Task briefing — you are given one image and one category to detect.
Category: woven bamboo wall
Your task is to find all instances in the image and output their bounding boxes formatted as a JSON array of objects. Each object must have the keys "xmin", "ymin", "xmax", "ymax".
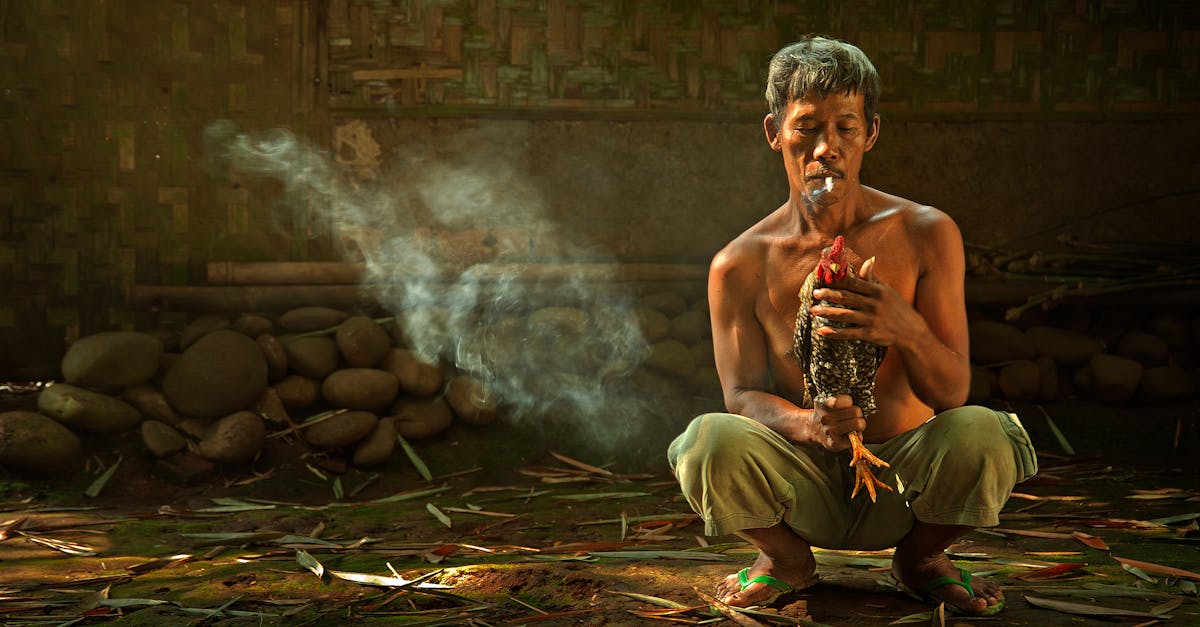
[
  {"xmin": 1, "ymin": 0, "xmax": 1198, "ymax": 378},
  {"xmin": 0, "ymin": 1, "xmax": 315, "ymax": 376},
  {"xmin": 324, "ymin": 0, "xmax": 1200, "ymax": 115}
]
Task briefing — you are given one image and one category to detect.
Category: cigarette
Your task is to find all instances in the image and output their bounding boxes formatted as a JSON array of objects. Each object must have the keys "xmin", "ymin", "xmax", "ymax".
[{"xmin": 824, "ymin": 176, "xmax": 833, "ymax": 192}]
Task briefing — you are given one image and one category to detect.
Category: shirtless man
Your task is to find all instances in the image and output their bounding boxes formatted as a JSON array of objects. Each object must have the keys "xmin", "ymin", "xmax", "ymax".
[{"xmin": 667, "ymin": 37, "xmax": 1037, "ymax": 616}]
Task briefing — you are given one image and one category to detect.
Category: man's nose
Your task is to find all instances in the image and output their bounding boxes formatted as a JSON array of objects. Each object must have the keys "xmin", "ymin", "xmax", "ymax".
[{"xmin": 813, "ymin": 131, "xmax": 839, "ymax": 159}]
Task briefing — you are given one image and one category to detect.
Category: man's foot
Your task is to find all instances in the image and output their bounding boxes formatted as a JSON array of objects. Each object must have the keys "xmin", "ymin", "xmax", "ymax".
[
  {"xmin": 715, "ymin": 550, "xmax": 819, "ymax": 607},
  {"xmin": 891, "ymin": 552, "xmax": 1004, "ymax": 616}
]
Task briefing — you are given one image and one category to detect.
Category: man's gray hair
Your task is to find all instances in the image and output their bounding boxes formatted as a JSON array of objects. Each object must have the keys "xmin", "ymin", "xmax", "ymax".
[{"xmin": 765, "ymin": 37, "xmax": 880, "ymax": 129}]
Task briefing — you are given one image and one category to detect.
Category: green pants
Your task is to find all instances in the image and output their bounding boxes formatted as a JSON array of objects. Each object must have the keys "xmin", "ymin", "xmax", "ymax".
[{"xmin": 667, "ymin": 406, "xmax": 1038, "ymax": 550}]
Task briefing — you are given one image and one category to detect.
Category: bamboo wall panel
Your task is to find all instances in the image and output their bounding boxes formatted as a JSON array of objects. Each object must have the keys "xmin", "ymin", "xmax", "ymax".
[
  {"xmin": 0, "ymin": 1, "xmax": 313, "ymax": 375},
  {"xmin": 325, "ymin": 0, "xmax": 1200, "ymax": 116}
]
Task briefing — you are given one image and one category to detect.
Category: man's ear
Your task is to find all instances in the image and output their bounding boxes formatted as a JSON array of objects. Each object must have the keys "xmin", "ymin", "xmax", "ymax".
[
  {"xmin": 864, "ymin": 114, "xmax": 880, "ymax": 152},
  {"xmin": 763, "ymin": 114, "xmax": 782, "ymax": 152}
]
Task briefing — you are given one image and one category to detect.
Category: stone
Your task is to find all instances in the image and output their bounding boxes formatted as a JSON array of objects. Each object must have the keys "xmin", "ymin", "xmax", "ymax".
[
  {"xmin": 391, "ymin": 397, "xmax": 454, "ymax": 440},
  {"xmin": 1036, "ymin": 355, "xmax": 1060, "ymax": 402},
  {"xmin": 1025, "ymin": 326, "xmax": 1103, "ymax": 366},
  {"xmin": 445, "ymin": 376, "xmax": 498, "ymax": 426},
  {"xmin": 283, "ymin": 336, "xmax": 340, "ymax": 379},
  {"xmin": 121, "ymin": 384, "xmax": 186, "ymax": 426},
  {"xmin": 644, "ymin": 340, "xmax": 696, "ymax": 378},
  {"xmin": 1088, "ymin": 354, "xmax": 1144, "ymax": 404},
  {"xmin": 257, "ymin": 334, "xmax": 289, "ymax": 381},
  {"xmin": 639, "ymin": 291, "xmax": 689, "ymax": 317},
  {"xmin": 968, "ymin": 367, "xmax": 997, "ymax": 404},
  {"xmin": 635, "ymin": 308, "xmax": 671, "ymax": 343},
  {"xmin": 197, "ymin": 411, "xmax": 266, "ymax": 464},
  {"xmin": 274, "ymin": 375, "xmax": 321, "ymax": 411},
  {"xmin": 255, "ymin": 388, "xmax": 291, "ymax": 425},
  {"xmin": 37, "ymin": 383, "xmax": 142, "ymax": 433},
  {"xmin": 0, "ymin": 410, "xmax": 82, "ymax": 473},
  {"xmin": 1117, "ymin": 332, "xmax": 1169, "ymax": 366},
  {"xmin": 162, "ymin": 330, "xmax": 268, "ymax": 419},
  {"xmin": 278, "ymin": 306, "xmax": 350, "ymax": 332},
  {"xmin": 1146, "ymin": 314, "xmax": 1192, "ymax": 351},
  {"xmin": 61, "ymin": 331, "xmax": 163, "ymax": 389},
  {"xmin": 233, "ymin": 313, "xmax": 274, "ymax": 337},
  {"xmin": 335, "ymin": 316, "xmax": 393, "ymax": 367},
  {"xmin": 379, "ymin": 349, "xmax": 445, "ymax": 397},
  {"xmin": 322, "ymin": 368, "xmax": 400, "ymax": 413},
  {"xmin": 305, "ymin": 410, "xmax": 378, "ymax": 450},
  {"xmin": 669, "ymin": 310, "xmax": 710, "ymax": 345},
  {"xmin": 690, "ymin": 339, "xmax": 715, "ymax": 367},
  {"xmin": 155, "ymin": 450, "xmax": 216, "ymax": 482},
  {"xmin": 1138, "ymin": 365, "xmax": 1195, "ymax": 403},
  {"xmin": 352, "ymin": 416, "xmax": 397, "ymax": 466},
  {"xmin": 141, "ymin": 420, "xmax": 187, "ymax": 458},
  {"xmin": 179, "ymin": 315, "xmax": 231, "ymax": 350},
  {"xmin": 998, "ymin": 360, "xmax": 1040, "ymax": 400},
  {"xmin": 969, "ymin": 320, "xmax": 1035, "ymax": 365},
  {"xmin": 528, "ymin": 307, "xmax": 591, "ymax": 336},
  {"xmin": 689, "ymin": 366, "xmax": 722, "ymax": 394}
]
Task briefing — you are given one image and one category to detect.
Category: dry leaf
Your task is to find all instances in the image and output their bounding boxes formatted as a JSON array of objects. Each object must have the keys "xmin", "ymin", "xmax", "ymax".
[
  {"xmin": 1023, "ymin": 595, "xmax": 1168, "ymax": 619},
  {"xmin": 1112, "ymin": 556, "xmax": 1200, "ymax": 580},
  {"xmin": 1072, "ymin": 531, "xmax": 1110, "ymax": 551}
]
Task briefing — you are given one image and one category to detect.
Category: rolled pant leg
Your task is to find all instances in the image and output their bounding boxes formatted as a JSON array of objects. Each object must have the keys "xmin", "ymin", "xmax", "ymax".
[{"xmin": 667, "ymin": 413, "xmax": 854, "ymax": 545}]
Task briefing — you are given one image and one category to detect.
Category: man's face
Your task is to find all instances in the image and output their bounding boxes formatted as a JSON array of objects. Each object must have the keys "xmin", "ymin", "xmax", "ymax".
[{"xmin": 765, "ymin": 91, "xmax": 879, "ymax": 206}]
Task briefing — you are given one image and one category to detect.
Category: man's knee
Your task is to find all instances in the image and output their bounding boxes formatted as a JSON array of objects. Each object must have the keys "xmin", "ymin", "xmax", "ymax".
[
  {"xmin": 926, "ymin": 406, "xmax": 1018, "ymax": 477},
  {"xmin": 668, "ymin": 412, "xmax": 757, "ymax": 472}
]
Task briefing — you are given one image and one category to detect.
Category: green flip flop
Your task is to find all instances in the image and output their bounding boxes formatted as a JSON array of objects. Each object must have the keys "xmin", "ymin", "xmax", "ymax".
[
  {"xmin": 734, "ymin": 567, "xmax": 819, "ymax": 607},
  {"xmin": 910, "ymin": 566, "xmax": 1006, "ymax": 617}
]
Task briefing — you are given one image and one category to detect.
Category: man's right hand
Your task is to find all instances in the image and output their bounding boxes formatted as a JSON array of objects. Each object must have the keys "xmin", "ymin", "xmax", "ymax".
[{"xmin": 806, "ymin": 394, "xmax": 865, "ymax": 452}]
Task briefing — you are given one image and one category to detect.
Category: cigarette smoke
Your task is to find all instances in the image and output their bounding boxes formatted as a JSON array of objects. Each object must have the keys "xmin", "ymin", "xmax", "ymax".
[{"xmin": 203, "ymin": 120, "xmax": 671, "ymax": 452}]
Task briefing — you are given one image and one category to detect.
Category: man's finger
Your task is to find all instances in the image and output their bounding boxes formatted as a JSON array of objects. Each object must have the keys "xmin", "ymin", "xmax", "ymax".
[{"xmin": 859, "ymin": 256, "xmax": 877, "ymax": 281}]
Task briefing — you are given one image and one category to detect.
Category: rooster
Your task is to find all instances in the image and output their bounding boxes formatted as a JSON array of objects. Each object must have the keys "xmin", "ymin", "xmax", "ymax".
[{"xmin": 790, "ymin": 235, "xmax": 891, "ymax": 502}]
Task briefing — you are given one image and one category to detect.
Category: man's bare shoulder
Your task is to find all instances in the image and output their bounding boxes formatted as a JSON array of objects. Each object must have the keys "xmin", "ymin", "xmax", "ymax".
[
  {"xmin": 710, "ymin": 206, "xmax": 791, "ymax": 279},
  {"xmin": 863, "ymin": 187, "xmax": 961, "ymax": 241}
]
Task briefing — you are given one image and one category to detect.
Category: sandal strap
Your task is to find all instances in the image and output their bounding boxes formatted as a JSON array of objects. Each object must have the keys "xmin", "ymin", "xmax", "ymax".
[
  {"xmin": 737, "ymin": 567, "xmax": 793, "ymax": 593},
  {"xmin": 915, "ymin": 567, "xmax": 974, "ymax": 598}
]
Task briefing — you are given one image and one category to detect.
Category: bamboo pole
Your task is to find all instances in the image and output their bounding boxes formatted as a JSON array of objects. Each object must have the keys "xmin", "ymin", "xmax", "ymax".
[{"xmin": 206, "ymin": 261, "xmax": 710, "ymax": 285}]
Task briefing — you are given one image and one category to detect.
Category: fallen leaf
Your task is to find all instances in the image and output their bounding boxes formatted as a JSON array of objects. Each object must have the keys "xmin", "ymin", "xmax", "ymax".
[
  {"xmin": 550, "ymin": 451, "xmax": 614, "ymax": 476},
  {"xmin": 1072, "ymin": 531, "xmax": 1110, "ymax": 551},
  {"xmin": 1112, "ymin": 556, "xmax": 1200, "ymax": 580},
  {"xmin": 426, "ymin": 503, "xmax": 452, "ymax": 528},
  {"xmin": 1015, "ymin": 562, "xmax": 1087, "ymax": 580},
  {"xmin": 993, "ymin": 527, "xmax": 1074, "ymax": 540},
  {"xmin": 1023, "ymin": 595, "xmax": 1168, "ymax": 619},
  {"xmin": 589, "ymin": 550, "xmax": 730, "ymax": 561},
  {"xmin": 84, "ymin": 456, "xmax": 122, "ymax": 498},
  {"xmin": 1121, "ymin": 563, "xmax": 1157, "ymax": 583},
  {"xmin": 397, "ymin": 434, "xmax": 433, "ymax": 481}
]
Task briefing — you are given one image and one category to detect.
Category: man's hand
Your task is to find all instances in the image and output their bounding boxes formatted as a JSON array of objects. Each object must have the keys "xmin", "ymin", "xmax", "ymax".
[
  {"xmin": 809, "ymin": 256, "xmax": 922, "ymax": 348},
  {"xmin": 806, "ymin": 394, "xmax": 865, "ymax": 452}
]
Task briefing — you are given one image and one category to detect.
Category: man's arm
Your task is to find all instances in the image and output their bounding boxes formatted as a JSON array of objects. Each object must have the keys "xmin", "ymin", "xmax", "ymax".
[{"xmin": 708, "ymin": 244, "xmax": 863, "ymax": 450}]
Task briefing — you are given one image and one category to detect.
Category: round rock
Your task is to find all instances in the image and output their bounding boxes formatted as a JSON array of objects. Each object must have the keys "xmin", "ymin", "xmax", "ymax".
[
  {"xmin": 274, "ymin": 375, "xmax": 321, "ymax": 411},
  {"xmin": 121, "ymin": 384, "xmax": 186, "ymax": 426},
  {"xmin": 669, "ymin": 310, "xmax": 710, "ymax": 345},
  {"xmin": 305, "ymin": 410, "xmax": 378, "ymax": 450},
  {"xmin": 279, "ymin": 306, "xmax": 350, "ymax": 333},
  {"xmin": 322, "ymin": 368, "xmax": 399, "ymax": 413},
  {"xmin": 233, "ymin": 314, "xmax": 274, "ymax": 337},
  {"xmin": 1025, "ymin": 326, "xmax": 1103, "ymax": 366},
  {"xmin": 380, "ymin": 349, "xmax": 445, "ymax": 397},
  {"xmin": 997, "ymin": 360, "xmax": 1040, "ymax": 400},
  {"xmin": 141, "ymin": 420, "xmax": 187, "ymax": 458},
  {"xmin": 969, "ymin": 320, "xmax": 1035, "ymax": 365},
  {"xmin": 163, "ymin": 330, "xmax": 268, "ymax": 419},
  {"xmin": 179, "ymin": 315, "xmax": 232, "ymax": 350},
  {"xmin": 336, "ymin": 316, "xmax": 393, "ymax": 368},
  {"xmin": 1139, "ymin": 365, "xmax": 1195, "ymax": 402},
  {"xmin": 0, "ymin": 410, "xmax": 83, "ymax": 473},
  {"xmin": 352, "ymin": 416, "xmax": 397, "ymax": 467},
  {"xmin": 445, "ymin": 376, "xmax": 499, "ymax": 426},
  {"xmin": 197, "ymin": 411, "xmax": 266, "ymax": 464},
  {"xmin": 644, "ymin": 340, "xmax": 696, "ymax": 378},
  {"xmin": 61, "ymin": 331, "xmax": 163, "ymax": 389},
  {"xmin": 38, "ymin": 383, "xmax": 142, "ymax": 433},
  {"xmin": 1088, "ymin": 353, "xmax": 1144, "ymax": 404},
  {"xmin": 391, "ymin": 397, "xmax": 454, "ymax": 440},
  {"xmin": 283, "ymin": 336, "xmax": 340, "ymax": 379}
]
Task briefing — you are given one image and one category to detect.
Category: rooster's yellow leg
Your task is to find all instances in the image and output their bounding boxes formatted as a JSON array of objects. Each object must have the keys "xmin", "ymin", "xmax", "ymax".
[{"xmin": 847, "ymin": 432, "xmax": 893, "ymax": 502}]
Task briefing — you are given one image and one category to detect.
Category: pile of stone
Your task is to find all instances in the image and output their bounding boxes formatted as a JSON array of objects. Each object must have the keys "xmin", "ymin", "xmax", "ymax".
[
  {"xmin": 0, "ymin": 288, "xmax": 717, "ymax": 476},
  {"xmin": 0, "ymin": 307, "xmax": 497, "ymax": 475},
  {"xmin": 967, "ymin": 311, "xmax": 1198, "ymax": 405}
]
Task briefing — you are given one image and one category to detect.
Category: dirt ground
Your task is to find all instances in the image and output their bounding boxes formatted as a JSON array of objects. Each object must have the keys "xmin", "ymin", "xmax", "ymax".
[{"xmin": 1, "ymin": 395, "xmax": 1198, "ymax": 626}]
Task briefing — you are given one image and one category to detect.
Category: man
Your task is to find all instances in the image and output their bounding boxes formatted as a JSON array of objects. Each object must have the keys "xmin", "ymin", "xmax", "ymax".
[{"xmin": 667, "ymin": 37, "xmax": 1037, "ymax": 616}]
